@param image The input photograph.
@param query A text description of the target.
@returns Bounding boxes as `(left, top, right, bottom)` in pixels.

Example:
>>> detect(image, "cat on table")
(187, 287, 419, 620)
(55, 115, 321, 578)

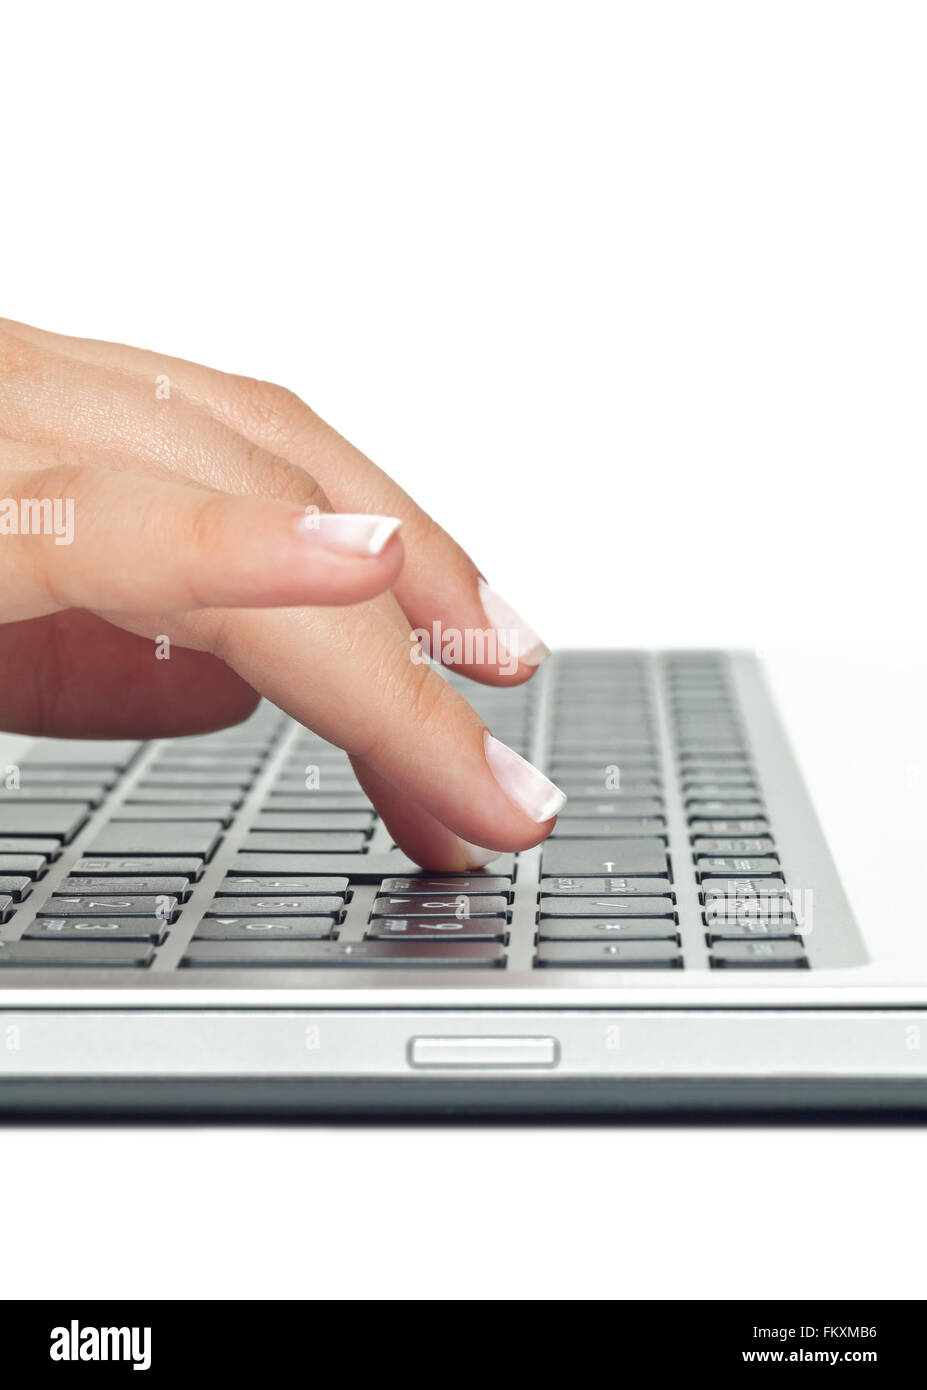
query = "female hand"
(0, 318, 565, 869)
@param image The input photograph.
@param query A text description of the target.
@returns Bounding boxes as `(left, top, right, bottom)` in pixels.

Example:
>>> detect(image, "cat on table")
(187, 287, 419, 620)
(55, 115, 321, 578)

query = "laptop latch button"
(409, 1036, 559, 1069)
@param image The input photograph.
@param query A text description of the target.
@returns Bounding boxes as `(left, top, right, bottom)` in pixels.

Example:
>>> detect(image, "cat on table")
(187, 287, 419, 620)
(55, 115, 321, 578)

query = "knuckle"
(359, 654, 459, 765)
(178, 493, 236, 609)
(0, 327, 46, 378)
(188, 490, 232, 555)
(255, 449, 326, 508)
(404, 667, 456, 733)
(233, 376, 319, 451)
(27, 452, 94, 505)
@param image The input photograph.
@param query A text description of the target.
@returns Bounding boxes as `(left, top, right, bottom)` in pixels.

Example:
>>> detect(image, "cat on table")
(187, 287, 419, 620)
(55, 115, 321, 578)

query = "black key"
(535, 941, 682, 968)
(695, 856, 780, 876)
(0, 894, 13, 921)
(230, 852, 518, 880)
(551, 735, 655, 749)
(280, 747, 351, 761)
(690, 821, 770, 839)
(704, 898, 795, 923)
(182, 940, 505, 967)
(549, 818, 666, 838)
(0, 785, 106, 803)
(693, 837, 776, 857)
(0, 838, 62, 856)
(681, 761, 754, 777)
(283, 755, 364, 768)
(706, 919, 800, 942)
(366, 917, 507, 942)
(26, 917, 167, 943)
(684, 785, 759, 800)
(206, 896, 343, 916)
(218, 876, 349, 895)
(126, 788, 243, 805)
(18, 768, 117, 786)
(539, 896, 675, 918)
(61, 876, 192, 897)
(175, 742, 272, 757)
(0, 804, 90, 842)
(171, 730, 275, 743)
(0, 940, 154, 966)
(554, 788, 663, 806)
(21, 739, 140, 768)
(0, 876, 31, 901)
(194, 918, 336, 940)
(550, 750, 658, 772)
(687, 801, 765, 820)
(273, 784, 364, 799)
(138, 772, 250, 789)
(679, 748, 749, 760)
(242, 832, 367, 853)
(540, 876, 673, 896)
(273, 773, 360, 789)
(110, 803, 236, 823)
(553, 754, 657, 769)
(231, 852, 412, 878)
(381, 876, 512, 895)
(555, 770, 659, 792)
(46, 895, 179, 918)
(74, 856, 204, 878)
(682, 773, 758, 788)
(371, 894, 508, 918)
(542, 839, 668, 877)
(264, 794, 371, 810)
(537, 918, 679, 941)
(701, 877, 788, 897)
(710, 941, 808, 968)
(85, 822, 224, 857)
(0, 854, 48, 876)
(151, 755, 260, 771)
(556, 782, 662, 798)
(253, 811, 373, 831)
(551, 758, 657, 772)
(674, 715, 740, 726)
(559, 799, 663, 818)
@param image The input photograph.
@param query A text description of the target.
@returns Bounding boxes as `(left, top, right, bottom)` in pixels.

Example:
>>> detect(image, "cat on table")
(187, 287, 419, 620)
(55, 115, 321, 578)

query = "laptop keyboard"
(0, 651, 850, 979)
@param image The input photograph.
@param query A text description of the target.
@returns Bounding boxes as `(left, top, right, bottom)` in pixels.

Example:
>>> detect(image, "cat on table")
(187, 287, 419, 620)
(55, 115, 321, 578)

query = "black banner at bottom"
(1, 1301, 920, 1377)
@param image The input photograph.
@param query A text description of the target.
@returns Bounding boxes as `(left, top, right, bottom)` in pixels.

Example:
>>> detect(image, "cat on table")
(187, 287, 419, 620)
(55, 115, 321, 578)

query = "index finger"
(0, 319, 551, 686)
(208, 602, 566, 863)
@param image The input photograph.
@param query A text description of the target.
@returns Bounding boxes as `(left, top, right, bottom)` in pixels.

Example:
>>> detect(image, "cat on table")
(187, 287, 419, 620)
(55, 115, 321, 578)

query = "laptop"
(0, 647, 923, 1115)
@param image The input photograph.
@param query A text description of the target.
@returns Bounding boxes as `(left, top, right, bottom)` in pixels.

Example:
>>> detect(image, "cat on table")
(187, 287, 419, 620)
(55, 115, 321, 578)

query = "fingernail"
(296, 513, 402, 556)
(456, 837, 501, 868)
(477, 578, 550, 667)
(484, 731, 567, 822)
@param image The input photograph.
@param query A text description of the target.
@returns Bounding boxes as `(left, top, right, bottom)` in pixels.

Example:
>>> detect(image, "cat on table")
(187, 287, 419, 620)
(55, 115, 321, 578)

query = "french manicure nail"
(477, 578, 550, 667)
(456, 837, 501, 868)
(484, 731, 567, 822)
(296, 513, 402, 556)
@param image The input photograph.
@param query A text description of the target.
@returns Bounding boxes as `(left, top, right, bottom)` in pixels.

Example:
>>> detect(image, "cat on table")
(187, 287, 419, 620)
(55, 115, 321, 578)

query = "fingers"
(266, 410, 552, 685)
(0, 610, 261, 738)
(0, 320, 565, 867)
(209, 603, 566, 863)
(0, 323, 326, 505)
(350, 760, 502, 872)
(0, 454, 403, 622)
(0, 318, 551, 684)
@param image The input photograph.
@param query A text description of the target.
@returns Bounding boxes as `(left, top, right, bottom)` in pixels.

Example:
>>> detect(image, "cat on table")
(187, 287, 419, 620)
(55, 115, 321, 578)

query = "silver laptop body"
(1, 648, 924, 1115)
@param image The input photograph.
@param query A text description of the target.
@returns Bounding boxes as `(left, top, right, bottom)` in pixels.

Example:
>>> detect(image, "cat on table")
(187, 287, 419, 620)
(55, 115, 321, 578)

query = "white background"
(2, 0, 926, 1300)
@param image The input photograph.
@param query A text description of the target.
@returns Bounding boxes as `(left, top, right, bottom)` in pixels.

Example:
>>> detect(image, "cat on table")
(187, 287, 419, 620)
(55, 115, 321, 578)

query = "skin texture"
(0, 318, 556, 869)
